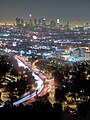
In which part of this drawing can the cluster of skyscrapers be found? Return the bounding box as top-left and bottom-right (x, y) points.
(15, 14), (61, 28)
(16, 15), (46, 27)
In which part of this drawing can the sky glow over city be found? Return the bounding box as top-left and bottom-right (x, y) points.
(0, 0), (90, 23)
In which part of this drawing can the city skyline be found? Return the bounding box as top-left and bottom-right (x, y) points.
(0, 0), (90, 23)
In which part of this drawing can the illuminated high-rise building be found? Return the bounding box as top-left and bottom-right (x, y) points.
(56, 19), (60, 24)
(34, 19), (37, 26)
(16, 17), (21, 26)
(42, 16), (46, 27)
(50, 20), (56, 28)
(21, 17), (24, 26)
(38, 19), (42, 26)
(16, 17), (24, 27)
(56, 18), (60, 28)
(29, 14), (32, 25)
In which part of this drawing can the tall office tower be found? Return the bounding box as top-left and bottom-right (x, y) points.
(34, 19), (37, 26)
(16, 17), (24, 27)
(38, 19), (42, 26)
(50, 21), (56, 28)
(16, 17), (21, 26)
(21, 17), (24, 26)
(29, 14), (32, 26)
(25, 21), (29, 28)
(42, 16), (46, 27)
(56, 18), (60, 28)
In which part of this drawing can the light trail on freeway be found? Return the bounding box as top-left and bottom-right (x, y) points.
(13, 56), (44, 106)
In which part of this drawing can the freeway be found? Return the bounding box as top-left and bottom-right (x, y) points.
(13, 56), (44, 105)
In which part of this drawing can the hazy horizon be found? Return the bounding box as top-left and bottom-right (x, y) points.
(0, 0), (90, 24)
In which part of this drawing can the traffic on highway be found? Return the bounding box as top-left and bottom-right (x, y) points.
(13, 55), (52, 106)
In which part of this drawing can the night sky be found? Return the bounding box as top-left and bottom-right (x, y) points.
(0, 0), (90, 23)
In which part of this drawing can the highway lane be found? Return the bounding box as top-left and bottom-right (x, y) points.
(13, 56), (44, 106)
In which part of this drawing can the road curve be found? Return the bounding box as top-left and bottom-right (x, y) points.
(13, 56), (44, 106)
